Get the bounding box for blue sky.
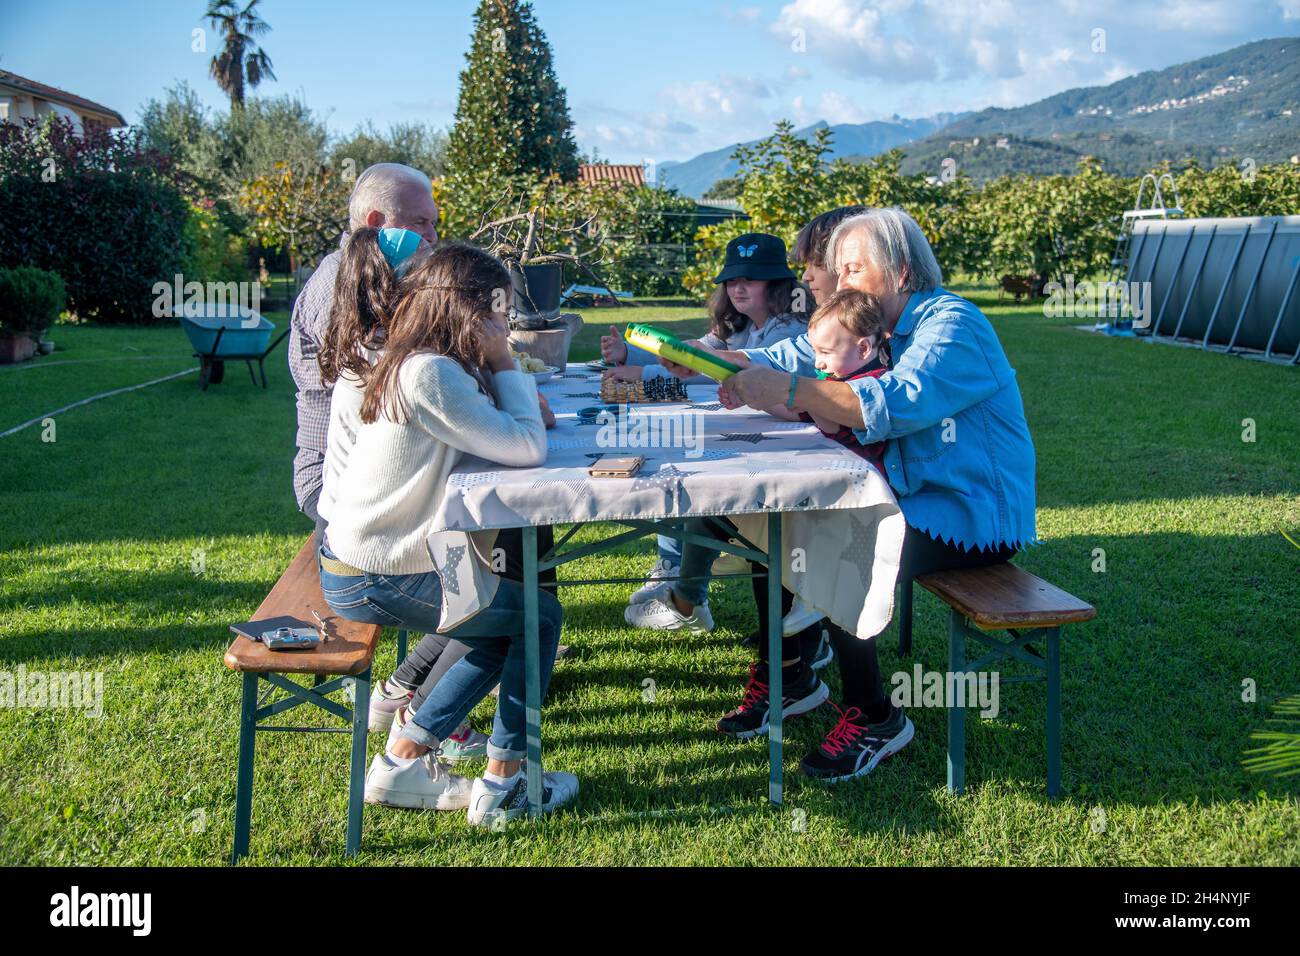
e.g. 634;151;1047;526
4;0;1297;165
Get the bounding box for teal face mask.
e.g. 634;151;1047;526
377;227;424;276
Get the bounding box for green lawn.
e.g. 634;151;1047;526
1;291;1297;866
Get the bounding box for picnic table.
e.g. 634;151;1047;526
430;362;907;814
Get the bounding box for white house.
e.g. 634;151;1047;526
0;70;125;135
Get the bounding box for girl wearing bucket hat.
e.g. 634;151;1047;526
617;232;814;628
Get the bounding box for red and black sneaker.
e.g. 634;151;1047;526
800;702;915;783
716;661;829;740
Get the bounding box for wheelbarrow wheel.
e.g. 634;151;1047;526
198;357;225;391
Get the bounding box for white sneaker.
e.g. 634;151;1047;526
467;770;579;828
386;706;489;763
368;678;413;732
624;594;714;633
364;752;473;810
630;559;679;604
782;598;825;637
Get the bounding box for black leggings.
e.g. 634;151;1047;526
393;526;556;710
749;564;825;666
830;524;1018;721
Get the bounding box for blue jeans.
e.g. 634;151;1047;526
657;533;683;568
318;544;563;761
672;517;731;606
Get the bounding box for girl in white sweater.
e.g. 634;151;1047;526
318;241;575;826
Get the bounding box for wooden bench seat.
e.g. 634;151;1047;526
902;562;1095;798
224;537;382;676
916;562;1096;631
223;536;383;863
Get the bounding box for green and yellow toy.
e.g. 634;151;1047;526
622;323;742;382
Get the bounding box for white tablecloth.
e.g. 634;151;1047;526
429;363;906;639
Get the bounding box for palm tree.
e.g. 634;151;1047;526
204;0;276;109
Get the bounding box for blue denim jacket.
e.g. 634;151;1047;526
742;288;1038;551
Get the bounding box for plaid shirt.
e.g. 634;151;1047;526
288;248;343;512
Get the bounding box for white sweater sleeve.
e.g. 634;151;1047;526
402;356;548;467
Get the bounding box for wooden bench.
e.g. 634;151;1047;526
223;536;392;863
905;563;1095;796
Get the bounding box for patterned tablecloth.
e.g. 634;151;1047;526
429;363;906;639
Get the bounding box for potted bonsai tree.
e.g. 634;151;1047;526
469;185;623;368
0;266;66;364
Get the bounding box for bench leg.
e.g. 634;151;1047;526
1046;627;1061;798
231;671;257;864
898;576;914;656
946;610;966;795
396;629;409;665
767;511;783;806
346;668;371;856
523;526;544;817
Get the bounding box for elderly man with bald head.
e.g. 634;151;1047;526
289;162;440;528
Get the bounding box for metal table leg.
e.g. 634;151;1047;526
767;512;783;806
523;525;544;816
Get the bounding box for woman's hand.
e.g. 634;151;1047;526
602;364;643;383
483;311;515;373
717;379;744;409
601;325;628;364
537;393;556;429
722;366;794;410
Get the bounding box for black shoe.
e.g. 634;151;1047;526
800;703;915;783
716;662;829;740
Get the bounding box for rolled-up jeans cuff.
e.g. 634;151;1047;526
399;722;441;750
486;740;526;762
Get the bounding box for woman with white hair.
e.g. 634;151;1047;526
657;206;1038;784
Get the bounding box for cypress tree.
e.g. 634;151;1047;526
446;0;580;182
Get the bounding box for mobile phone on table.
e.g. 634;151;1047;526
588;454;644;478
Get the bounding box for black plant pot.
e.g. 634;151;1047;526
510;263;564;321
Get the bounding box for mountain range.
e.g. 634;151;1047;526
658;37;1299;195
657;114;965;198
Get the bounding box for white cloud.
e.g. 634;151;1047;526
660;75;773;117
769;0;1290;105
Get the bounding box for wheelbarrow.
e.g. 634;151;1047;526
177;306;290;391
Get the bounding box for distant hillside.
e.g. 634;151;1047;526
658;114;965;198
899;36;1300;182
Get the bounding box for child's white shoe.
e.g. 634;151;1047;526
624;594;714;633
364;752;473;810
630;558;679;604
467;770;579;827
782;598;825;637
